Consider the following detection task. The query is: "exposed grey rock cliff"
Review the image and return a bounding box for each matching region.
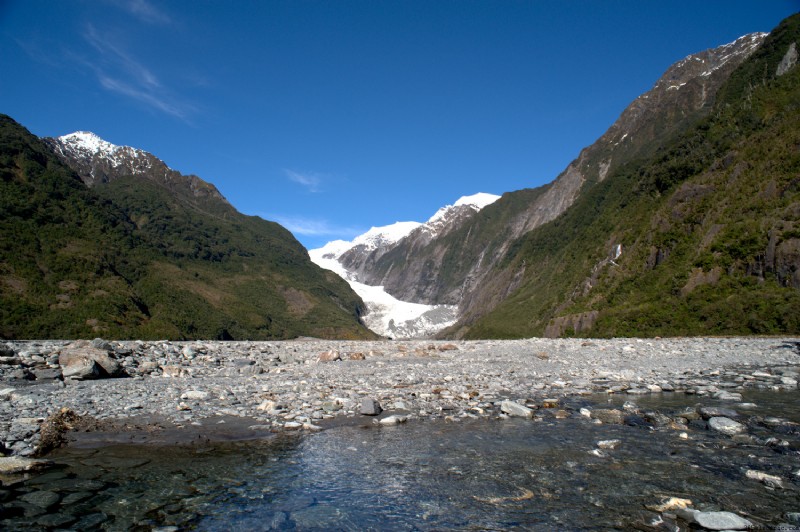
[350,33,768,324]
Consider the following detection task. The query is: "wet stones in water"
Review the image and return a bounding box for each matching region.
[500,400,533,418]
[643,411,672,427]
[591,409,625,424]
[708,417,746,436]
[378,415,407,426]
[713,390,743,401]
[745,469,784,489]
[360,398,382,416]
[71,512,110,529]
[676,509,753,530]
[35,512,77,528]
[291,503,345,529]
[699,406,739,419]
[19,490,60,510]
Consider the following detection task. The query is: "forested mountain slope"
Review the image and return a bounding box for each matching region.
[453,14,800,338]
[0,117,374,340]
[351,32,768,317]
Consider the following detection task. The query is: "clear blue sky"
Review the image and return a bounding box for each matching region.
[2,1,797,249]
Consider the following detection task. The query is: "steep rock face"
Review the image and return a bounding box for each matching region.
[357,33,767,314]
[44,132,231,215]
[511,32,768,236]
[340,193,501,304]
[455,15,800,338]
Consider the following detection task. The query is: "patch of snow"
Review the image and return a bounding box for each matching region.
[59,131,119,156]
[427,192,500,225]
[56,131,163,171]
[454,192,501,209]
[309,249,457,338]
[350,221,422,252]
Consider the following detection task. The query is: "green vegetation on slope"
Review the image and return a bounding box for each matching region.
[464,14,800,338]
[0,116,374,340]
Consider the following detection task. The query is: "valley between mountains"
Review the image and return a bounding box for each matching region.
[2,14,800,340]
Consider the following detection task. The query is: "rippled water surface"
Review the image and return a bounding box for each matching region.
[3,390,800,530]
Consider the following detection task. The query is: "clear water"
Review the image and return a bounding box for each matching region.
[2,391,799,530]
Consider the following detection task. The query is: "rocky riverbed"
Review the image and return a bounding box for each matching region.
[0,337,799,530]
[0,336,798,459]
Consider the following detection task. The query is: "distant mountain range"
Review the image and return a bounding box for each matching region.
[314,14,800,339]
[309,193,498,338]
[0,119,376,340]
[4,13,798,341]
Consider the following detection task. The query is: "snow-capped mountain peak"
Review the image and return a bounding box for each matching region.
[351,221,422,251]
[48,131,156,181]
[58,131,119,156]
[55,131,150,163]
[45,130,230,205]
[426,192,500,227]
[454,192,501,209]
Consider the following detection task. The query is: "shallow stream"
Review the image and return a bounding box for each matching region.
[2,390,799,530]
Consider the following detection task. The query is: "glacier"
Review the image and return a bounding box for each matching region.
[309,193,500,339]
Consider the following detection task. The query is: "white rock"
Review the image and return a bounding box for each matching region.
[256,400,277,412]
[745,469,784,488]
[500,400,533,418]
[181,390,209,401]
[378,415,408,425]
[708,416,746,435]
[0,457,52,474]
[676,509,753,530]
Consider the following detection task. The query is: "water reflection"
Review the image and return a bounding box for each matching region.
[1,391,798,530]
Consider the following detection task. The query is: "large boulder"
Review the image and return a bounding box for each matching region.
[58,341,123,379]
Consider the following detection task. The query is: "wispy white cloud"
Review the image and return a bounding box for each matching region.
[79,24,194,121]
[285,169,323,193]
[267,214,364,238]
[84,24,160,88]
[98,75,191,119]
[118,0,172,25]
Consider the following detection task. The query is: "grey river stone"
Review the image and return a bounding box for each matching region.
[500,400,533,418]
[676,508,754,530]
[708,416,746,435]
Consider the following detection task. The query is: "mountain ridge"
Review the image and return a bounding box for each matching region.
[44,131,232,219]
[1,117,375,340]
[453,15,800,338]
[340,31,769,317]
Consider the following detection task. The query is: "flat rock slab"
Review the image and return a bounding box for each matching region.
[708,416,746,436]
[0,456,53,474]
[500,400,533,418]
[676,509,753,530]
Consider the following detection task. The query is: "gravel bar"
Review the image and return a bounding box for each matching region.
[1,337,798,456]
